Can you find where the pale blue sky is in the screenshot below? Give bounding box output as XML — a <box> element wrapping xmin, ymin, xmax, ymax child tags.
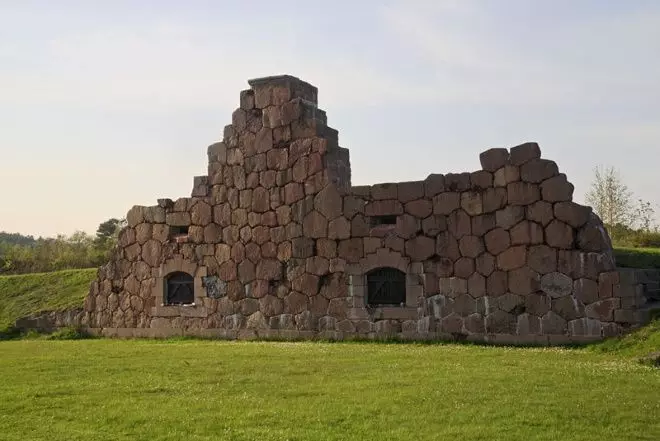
<box><xmin>1</xmin><ymin>0</ymin><xmax>659</xmax><ymax>237</ymax></box>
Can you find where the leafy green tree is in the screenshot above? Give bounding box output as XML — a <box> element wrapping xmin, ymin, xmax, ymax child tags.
<box><xmin>95</xmin><ymin>218</ymin><xmax>125</xmax><ymax>242</ymax></box>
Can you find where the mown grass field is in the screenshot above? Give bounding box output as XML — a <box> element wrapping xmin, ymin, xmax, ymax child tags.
<box><xmin>0</xmin><ymin>332</ymin><xmax>659</xmax><ymax>441</ymax></box>
<box><xmin>0</xmin><ymin>258</ymin><xmax>659</xmax><ymax>440</ymax></box>
<box><xmin>0</xmin><ymin>268</ymin><xmax>96</xmax><ymax>332</ymax></box>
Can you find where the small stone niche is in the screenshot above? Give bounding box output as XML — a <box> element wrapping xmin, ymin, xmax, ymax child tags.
<box><xmin>169</xmin><ymin>225</ymin><xmax>189</xmax><ymax>241</ymax></box>
<box><xmin>370</xmin><ymin>215</ymin><xmax>397</xmax><ymax>228</ymax></box>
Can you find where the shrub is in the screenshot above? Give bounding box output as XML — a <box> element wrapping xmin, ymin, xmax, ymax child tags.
<box><xmin>613</xmin><ymin>247</ymin><xmax>660</xmax><ymax>269</ymax></box>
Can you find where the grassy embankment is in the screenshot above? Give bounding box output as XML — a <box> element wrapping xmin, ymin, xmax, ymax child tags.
<box><xmin>0</xmin><ymin>268</ymin><xmax>96</xmax><ymax>333</ymax></box>
<box><xmin>613</xmin><ymin>247</ymin><xmax>660</xmax><ymax>270</ymax></box>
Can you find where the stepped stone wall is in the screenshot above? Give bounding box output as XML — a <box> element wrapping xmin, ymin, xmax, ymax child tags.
<box><xmin>63</xmin><ymin>75</ymin><xmax>653</xmax><ymax>343</ymax></box>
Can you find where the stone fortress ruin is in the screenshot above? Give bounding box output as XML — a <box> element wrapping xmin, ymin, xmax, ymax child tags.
<box><xmin>64</xmin><ymin>75</ymin><xmax>654</xmax><ymax>343</ymax></box>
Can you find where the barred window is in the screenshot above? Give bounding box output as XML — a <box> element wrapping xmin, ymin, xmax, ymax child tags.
<box><xmin>165</xmin><ymin>272</ymin><xmax>194</xmax><ymax>305</ymax></box>
<box><xmin>366</xmin><ymin>267</ymin><xmax>406</xmax><ymax>306</ymax></box>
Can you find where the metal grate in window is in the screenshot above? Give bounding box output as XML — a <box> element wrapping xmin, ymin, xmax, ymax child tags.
<box><xmin>166</xmin><ymin>271</ymin><xmax>194</xmax><ymax>305</ymax></box>
<box><xmin>367</xmin><ymin>267</ymin><xmax>406</xmax><ymax>306</ymax></box>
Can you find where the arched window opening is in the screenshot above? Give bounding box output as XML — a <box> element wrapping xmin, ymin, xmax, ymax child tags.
<box><xmin>367</xmin><ymin>267</ymin><xmax>406</xmax><ymax>306</ymax></box>
<box><xmin>165</xmin><ymin>272</ymin><xmax>195</xmax><ymax>305</ymax></box>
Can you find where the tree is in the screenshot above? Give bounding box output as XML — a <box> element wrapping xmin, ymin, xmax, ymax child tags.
<box><xmin>95</xmin><ymin>218</ymin><xmax>124</xmax><ymax>242</ymax></box>
<box><xmin>631</xmin><ymin>199</ymin><xmax>658</xmax><ymax>232</ymax></box>
<box><xmin>585</xmin><ymin>166</ymin><xmax>633</xmax><ymax>227</ymax></box>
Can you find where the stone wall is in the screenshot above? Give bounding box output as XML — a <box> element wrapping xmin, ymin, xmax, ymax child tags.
<box><xmin>65</xmin><ymin>75</ymin><xmax>653</xmax><ymax>344</ymax></box>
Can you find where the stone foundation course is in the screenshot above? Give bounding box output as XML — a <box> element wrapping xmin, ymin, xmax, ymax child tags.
<box><xmin>60</xmin><ymin>74</ymin><xmax>653</xmax><ymax>344</ymax></box>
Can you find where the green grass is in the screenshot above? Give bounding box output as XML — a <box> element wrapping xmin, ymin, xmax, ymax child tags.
<box><xmin>0</xmin><ymin>338</ymin><xmax>658</xmax><ymax>441</ymax></box>
<box><xmin>614</xmin><ymin>247</ymin><xmax>660</xmax><ymax>269</ymax></box>
<box><xmin>589</xmin><ymin>318</ymin><xmax>660</xmax><ymax>358</ymax></box>
<box><xmin>0</xmin><ymin>268</ymin><xmax>96</xmax><ymax>332</ymax></box>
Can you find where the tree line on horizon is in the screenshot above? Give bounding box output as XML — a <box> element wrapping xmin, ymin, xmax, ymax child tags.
<box><xmin>0</xmin><ymin>166</ymin><xmax>658</xmax><ymax>275</ymax></box>
<box><xmin>0</xmin><ymin>218</ymin><xmax>125</xmax><ymax>275</ymax></box>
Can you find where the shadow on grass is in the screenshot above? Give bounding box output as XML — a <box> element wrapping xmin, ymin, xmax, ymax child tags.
<box><xmin>0</xmin><ymin>325</ymin><xmax>96</xmax><ymax>341</ymax></box>
<box><xmin>3</xmin><ymin>320</ymin><xmax>659</xmax><ymax>367</ymax></box>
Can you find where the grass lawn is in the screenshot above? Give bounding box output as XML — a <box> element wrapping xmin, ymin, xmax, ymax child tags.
<box><xmin>0</xmin><ymin>337</ymin><xmax>658</xmax><ymax>441</ymax></box>
<box><xmin>0</xmin><ymin>268</ymin><xmax>96</xmax><ymax>332</ymax></box>
<box><xmin>613</xmin><ymin>247</ymin><xmax>660</xmax><ymax>269</ymax></box>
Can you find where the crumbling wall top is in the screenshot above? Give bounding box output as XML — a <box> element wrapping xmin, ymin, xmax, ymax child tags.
<box><xmin>247</xmin><ymin>74</ymin><xmax>318</xmax><ymax>107</ymax></box>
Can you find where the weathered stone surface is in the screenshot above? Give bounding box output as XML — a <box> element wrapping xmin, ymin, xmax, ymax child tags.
<box><xmin>483</xmin><ymin>188</ymin><xmax>507</xmax><ymax>213</ymax></box>
<box><xmin>328</xmin><ymin>217</ymin><xmax>350</xmax><ymax>240</ymax></box>
<box><xmin>498</xmin><ymin>293</ymin><xmax>524</xmax><ymax>313</ymax></box>
<box><xmin>338</xmin><ymin>238</ymin><xmax>363</xmax><ymax>263</ymax></box>
<box><xmin>365</xmin><ymin>200</ymin><xmax>403</xmax><ymax>217</ymax></box>
<box><xmin>424</xmin><ymin>174</ymin><xmax>446</xmax><ymax>197</ymax></box>
<box><xmin>471</xmin><ymin>214</ymin><xmax>496</xmax><ymax>237</ymax></box>
<box><xmin>445</xmin><ymin>173</ymin><xmax>471</xmax><ymax>192</ymax></box>
<box><xmin>527</xmin><ymin>245</ymin><xmax>557</xmax><ymax>274</ymax></box>
<box><xmin>465</xmin><ymin>313</ymin><xmax>485</xmax><ymax>334</ymax></box>
<box><xmin>396</xmin><ymin>214</ymin><xmax>420</xmax><ymax>239</ymax></box>
<box><xmin>314</xmin><ymin>185</ymin><xmax>342</xmax><ymax>220</ymax></box>
<box><xmin>454</xmin><ymin>294</ymin><xmax>477</xmax><ymax>316</ymax></box>
<box><xmin>439</xmin><ymin>277</ymin><xmax>468</xmax><ymax>297</ymax></box>
<box><xmin>467</xmin><ymin>272</ymin><xmax>486</xmax><ymax>298</ymax></box>
<box><xmin>166</xmin><ymin>212</ymin><xmax>191</xmax><ymax>226</ymax></box>
<box><xmin>552</xmin><ymin>295</ymin><xmax>584</xmax><ymax>321</ymax></box>
<box><xmin>545</xmin><ymin>220</ymin><xmax>574</xmax><ymax>249</ymax></box>
<box><xmin>461</xmin><ymin>192</ymin><xmax>483</xmax><ymax>216</ymax></box>
<box><xmin>520</xmin><ymin>159</ymin><xmax>558</xmax><ymax>184</ymax></box>
<box><xmin>486</xmin><ymin>310</ymin><xmax>516</xmax><ymax>334</ymax></box>
<box><xmin>475</xmin><ymin>252</ymin><xmax>495</xmax><ymax>276</ymax></box>
<box><xmin>573</xmin><ymin>278</ymin><xmax>599</xmax><ymax>304</ymax></box>
<box><xmin>585</xmin><ymin>298</ymin><xmax>619</xmax><ymax>321</ymax></box>
<box><xmin>441</xmin><ymin>313</ymin><xmax>464</xmax><ymax>334</ymax></box>
<box><xmin>554</xmin><ymin>202</ymin><xmax>591</xmax><ymax>229</ymax></box>
<box><xmin>526</xmin><ymin>201</ymin><xmax>554</xmax><ymax>226</ymax></box>
<box><xmin>479</xmin><ymin>148</ymin><xmax>509</xmax><ymax>172</ymax></box>
<box><xmin>577</xmin><ymin>213</ymin><xmax>612</xmax><ymax>252</ymax></box>
<box><xmin>436</xmin><ymin>231</ymin><xmax>460</xmax><ymax>261</ymax></box>
<box><xmin>525</xmin><ymin>292</ymin><xmax>551</xmax><ymax>317</ymax></box>
<box><xmin>470</xmin><ymin>171</ymin><xmax>493</xmax><ymax>190</ymax></box>
<box><xmin>540</xmin><ymin>272</ymin><xmax>573</xmax><ymax>298</ymax></box>
<box><xmin>497</xmin><ymin>246</ymin><xmax>526</xmax><ymax>271</ymax></box>
<box><xmin>302</xmin><ymin>210</ymin><xmax>327</xmax><ymax>238</ymax></box>
<box><xmin>404</xmin><ymin>199</ymin><xmax>432</xmax><ymax>218</ymax></box>
<box><xmin>485</xmin><ymin>228</ymin><xmax>511</xmax><ymax>255</ymax></box>
<box><xmin>454</xmin><ymin>257</ymin><xmax>475</xmax><ymax>279</ymax></box>
<box><xmin>493</xmin><ymin>165</ymin><xmax>520</xmax><ymax>187</ymax></box>
<box><xmin>517</xmin><ymin>313</ymin><xmax>541</xmax><ymax>335</ymax></box>
<box><xmin>367</xmin><ymin>183</ymin><xmax>394</xmax><ymax>200</ymax></box>
<box><xmin>507</xmin><ymin>182</ymin><xmax>540</xmax><ymax>205</ymax></box>
<box><xmin>405</xmin><ymin>235</ymin><xmax>436</xmax><ymax>261</ymax></box>
<box><xmin>541</xmin><ymin>174</ymin><xmax>574</xmax><ymax>202</ymax></box>
<box><xmin>433</xmin><ymin>192</ymin><xmax>460</xmax><ymax>215</ymax></box>
<box><xmin>487</xmin><ymin>271</ymin><xmax>508</xmax><ymax>296</ymax></box>
<box><xmin>495</xmin><ymin>206</ymin><xmax>524</xmax><ymax>230</ymax></box>
<box><xmin>510</xmin><ymin>221</ymin><xmax>544</xmax><ymax>245</ymax></box>
<box><xmin>447</xmin><ymin>210</ymin><xmax>471</xmax><ymax>239</ymax></box>
<box><xmin>509</xmin><ymin>142</ymin><xmax>541</xmax><ymax>166</ymax></box>
<box><xmin>459</xmin><ymin>235</ymin><xmax>484</xmax><ymax>259</ymax></box>
<box><xmin>397</xmin><ymin>181</ymin><xmax>424</xmax><ymax>203</ymax></box>
<box><xmin>508</xmin><ymin>267</ymin><xmax>540</xmax><ymax>296</ymax></box>
<box><xmin>141</xmin><ymin>240</ymin><xmax>162</xmax><ymax>267</ymax></box>
<box><xmin>541</xmin><ymin>311</ymin><xmax>567</xmax><ymax>335</ymax></box>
